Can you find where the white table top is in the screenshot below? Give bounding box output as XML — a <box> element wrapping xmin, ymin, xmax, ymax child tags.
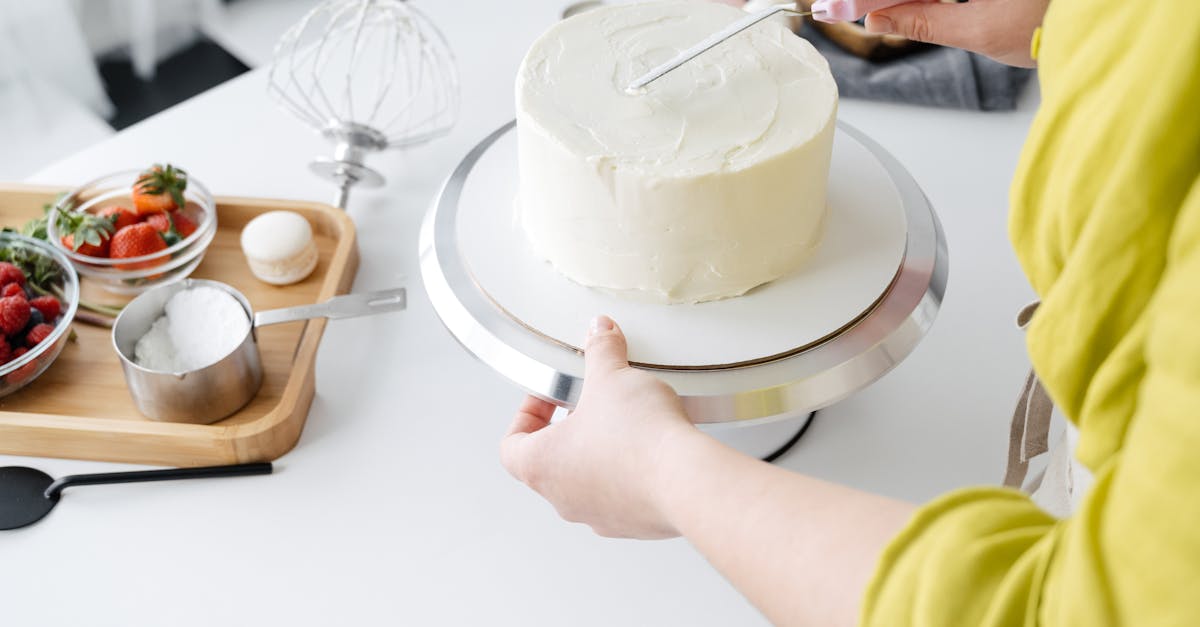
<box><xmin>2</xmin><ymin>2</ymin><xmax>1039</xmax><ymax>624</ymax></box>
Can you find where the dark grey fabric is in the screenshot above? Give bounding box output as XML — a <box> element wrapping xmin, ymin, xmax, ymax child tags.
<box><xmin>799</xmin><ymin>23</ymin><xmax>1033</xmax><ymax>111</ymax></box>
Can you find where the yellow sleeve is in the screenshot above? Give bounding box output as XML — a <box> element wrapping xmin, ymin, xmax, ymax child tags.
<box><xmin>860</xmin><ymin>1</ymin><xmax>1200</xmax><ymax>625</ymax></box>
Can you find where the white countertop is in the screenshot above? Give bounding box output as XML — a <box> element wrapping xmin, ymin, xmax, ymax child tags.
<box><xmin>2</xmin><ymin>2</ymin><xmax>1039</xmax><ymax>624</ymax></box>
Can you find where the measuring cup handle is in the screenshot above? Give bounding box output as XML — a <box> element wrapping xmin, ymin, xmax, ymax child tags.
<box><xmin>253</xmin><ymin>288</ymin><xmax>407</xmax><ymax>327</ymax></box>
<box><xmin>44</xmin><ymin>463</ymin><xmax>274</xmax><ymax>500</ymax></box>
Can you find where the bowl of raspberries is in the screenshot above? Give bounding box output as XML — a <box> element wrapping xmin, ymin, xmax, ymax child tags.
<box><xmin>47</xmin><ymin>164</ymin><xmax>217</xmax><ymax>295</ymax></box>
<box><xmin>0</xmin><ymin>232</ymin><xmax>79</xmax><ymax>396</ymax></box>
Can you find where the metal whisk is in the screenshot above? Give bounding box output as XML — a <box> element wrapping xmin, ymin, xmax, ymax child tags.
<box><xmin>268</xmin><ymin>0</ymin><xmax>460</xmax><ymax>209</ymax></box>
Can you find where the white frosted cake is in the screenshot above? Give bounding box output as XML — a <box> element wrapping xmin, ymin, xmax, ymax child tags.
<box><xmin>515</xmin><ymin>0</ymin><xmax>838</xmax><ymax>304</ymax></box>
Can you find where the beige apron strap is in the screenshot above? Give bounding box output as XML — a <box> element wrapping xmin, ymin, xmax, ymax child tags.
<box><xmin>1003</xmin><ymin>301</ymin><xmax>1055</xmax><ymax>489</ymax></box>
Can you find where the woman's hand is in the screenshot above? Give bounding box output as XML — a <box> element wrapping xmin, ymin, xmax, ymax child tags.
<box><xmin>864</xmin><ymin>0</ymin><xmax>1050</xmax><ymax>67</ymax></box>
<box><xmin>499</xmin><ymin>316</ymin><xmax>699</xmax><ymax>539</ymax></box>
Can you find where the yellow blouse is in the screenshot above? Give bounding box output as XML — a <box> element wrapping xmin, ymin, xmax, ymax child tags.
<box><xmin>860</xmin><ymin>1</ymin><xmax>1200</xmax><ymax>624</ymax></box>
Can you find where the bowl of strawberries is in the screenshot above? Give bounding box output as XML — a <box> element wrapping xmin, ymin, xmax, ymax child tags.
<box><xmin>47</xmin><ymin>164</ymin><xmax>217</xmax><ymax>295</ymax></box>
<box><xmin>0</xmin><ymin>233</ymin><xmax>79</xmax><ymax>397</ymax></box>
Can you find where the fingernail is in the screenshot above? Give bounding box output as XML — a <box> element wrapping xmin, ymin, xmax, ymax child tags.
<box><xmin>865</xmin><ymin>15</ymin><xmax>893</xmax><ymax>34</ymax></box>
<box><xmin>588</xmin><ymin>315</ymin><xmax>614</xmax><ymax>336</ymax></box>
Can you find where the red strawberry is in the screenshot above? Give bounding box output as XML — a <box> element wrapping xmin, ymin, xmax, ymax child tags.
<box><xmin>144</xmin><ymin>212</ymin><xmax>171</xmax><ymax>233</ymax></box>
<box><xmin>1</xmin><ymin>284</ymin><xmax>25</xmax><ymax>299</ymax></box>
<box><xmin>0</xmin><ymin>262</ymin><xmax>25</xmax><ymax>287</ymax></box>
<box><xmin>0</xmin><ymin>340</ymin><xmax>10</xmax><ymax>365</ymax></box>
<box><xmin>29</xmin><ymin>296</ymin><xmax>61</xmax><ymax>320</ymax></box>
<box><xmin>110</xmin><ymin>223</ymin><xmax>168</xmax><ymax>270</ymax></box>
<box><xmin>132</xmin><ymin>164</ymin><xmax>187</xmax><ymax>215</ymax></box>
<box><xmin>145</xmin><ymin>212</ymin><xmax>197</xmax><ymax>245</ymax></box>
<box><xmin>0</xmin><ymin>296</ymin><xmax>31</xmax><ymax>336</ymax></box>
<box><xmin>99</xmin><ymin>205</ymin><xmax>138</xmax><ymax>231</ymax></box>
<box><xmin>25</xmin><ymin>323</ymin><xmax>54</xmax><ymax>347</ymax></box>
<box><xmin>12</xmin><ymin>347</ymin><xmax>26</xmax><ymax>358</ymax></box>
<box><xmin>172</xmin><ymin>212</ymin><xmax>197</xmax><ymax>238</ymax></box>
<box><xmin>60</xmin><ymin>234</ymin><xmax>110</xmax><ymax>258</ymax></box>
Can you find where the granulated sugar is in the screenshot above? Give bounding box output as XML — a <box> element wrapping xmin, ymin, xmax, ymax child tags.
<box><xmin>134</xmin><ymin>286</ymin><xmax>251</xmax><ymax>372</ymax></box>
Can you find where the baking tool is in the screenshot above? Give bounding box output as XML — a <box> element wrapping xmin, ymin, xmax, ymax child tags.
<box><xmin>420</xmin><ymin>121</ymin><xmax>947</xmax><ymax>425</ymax></box>
<box><xmin>113</xmin><ymin>279</ymin><xmax>405</xmax><ymax>424</ymax></box>
<box><xmin>561</xmin><ymin>0</ymin><xmax>605</xmax><ymax>18</ymax></box>
<box><xmin>627</xmin><ymin>5</ymin><xmax>823</xmax><ymax>92</ymax></box>
<box><xmin>626</xmin><ymin>0</ymin><xmax>916</xmax><ymax>92</ymax></box>
<box><xmin>0</xmin><ymin>190</ymin><xmax>359</xmax><ymax>466</ymax></box>
<box><xmin>267</xmin><ymin>0</ymin><xmax>460</xmax><ymax>210</ymax></box>
<box><xmin>810</xmin><ymin>0</ymin><xmax>911</xmax><ymax>23</ymax></box>
<box><xmin>0</xmin><ymin>462</ymin><xmax>272</xmax><ymax>530</ymax></box>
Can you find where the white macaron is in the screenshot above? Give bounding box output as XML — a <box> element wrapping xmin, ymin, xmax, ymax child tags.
<box><xmin>240</xmin><ymin>211</ymin><xmax>319</xmax><ymax>285</ymax></box>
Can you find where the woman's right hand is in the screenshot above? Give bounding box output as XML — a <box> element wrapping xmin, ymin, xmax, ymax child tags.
<box><xmin>863</xmin><ymin>0</ymin><xmax>1051</xmax><ymax>67</ymax></box>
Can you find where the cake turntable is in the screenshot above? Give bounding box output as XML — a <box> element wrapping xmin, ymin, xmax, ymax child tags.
<box><xmin>420</xmin><ymin>120</ymin><xmax>947</xmax><ymax>426</ymax></box>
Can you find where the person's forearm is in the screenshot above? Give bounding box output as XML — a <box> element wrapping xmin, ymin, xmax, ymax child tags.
<box><xmin>656</xmin><ymin>429</ymin><xmax>915</xmax><ymax>626</ymax></box>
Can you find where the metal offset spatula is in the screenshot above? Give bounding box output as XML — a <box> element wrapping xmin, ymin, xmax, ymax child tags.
<box><xmin>627</xmin><ymin>0</ymin><xmax>913</xmax><ymax>92</ymax></box>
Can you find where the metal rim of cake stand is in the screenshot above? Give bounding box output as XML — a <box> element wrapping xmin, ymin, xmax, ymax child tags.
<box><xmin>418</xmin><ymin>120</ymin><xmax>948</xmax><ymax>426</ymax></box>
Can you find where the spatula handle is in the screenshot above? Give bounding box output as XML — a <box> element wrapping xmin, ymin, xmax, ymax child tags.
<box><xmin>253</xmin><ymin>288</ymin><xmax>407</xmax><ymax>327</ymax></box>
<box><xmin>811</xmin><ymin>0</ymin><xmax>912</xmax><ymax>22</ymax></box>
<box><xmin>44</xmin><ymin>462</ymin><xmax>273</xmax><ymax>500</ymax></box>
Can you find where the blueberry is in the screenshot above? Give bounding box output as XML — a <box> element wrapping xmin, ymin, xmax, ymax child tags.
<box><xmin>25</xmin><ymin>309</ymin><xmax>43</xmax><ymax>331</ymax></box>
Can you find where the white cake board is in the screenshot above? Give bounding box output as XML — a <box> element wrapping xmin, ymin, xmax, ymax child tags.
<box><xmin>420</xmin><ymin>121</ymin><xmax>948</xmax><ymax>425</ymax></box>
<box><xmin>457</xmin><ymin>128</ymin><xmax>908</xmax><ymax>368</ymax></box>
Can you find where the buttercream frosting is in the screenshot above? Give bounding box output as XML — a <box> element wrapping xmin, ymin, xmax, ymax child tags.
<box><xmin>516</xmin><ymin>0</ymin><xmax>838</xmax><ymax>303</ymax></box>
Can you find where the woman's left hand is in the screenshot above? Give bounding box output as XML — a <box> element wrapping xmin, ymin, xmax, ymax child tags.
<box><xmin>499</xmin><ymin>316</ymin><xmax>700</xmax><ymax>539</ymax></box>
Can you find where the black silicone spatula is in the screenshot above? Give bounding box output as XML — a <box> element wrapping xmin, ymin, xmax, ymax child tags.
<box><xmin>0</xmin><ymin>462</ymin><xmax>273</xmax><ymax>530</ymax></box>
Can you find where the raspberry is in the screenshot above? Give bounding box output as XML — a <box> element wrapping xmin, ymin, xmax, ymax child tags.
<box><xmin>25</xmin><ymin>323</ymin><xmax>54</xmax><ymax>347</ymax></box>
<box><xmin>6</xmin><ymin>347</ymin><xmax>39</xmax><ymax>386</ymax></box>
<box><xmin>0</xmin><ymin>296</ymin><xmax>31</xmax><ymax>336</ymax></box>
<box><xmin>29</xmin><ymin>296</ymin><xmax>61</xmax><ymax>320</ymax></box>
<box><xmin>1</xmin><ymin>283</ymin><xmax>24</xmax><ymax>299</ymax></box>
<box><xmin>0</xmin><ymin>262</ymin><xmax>25</xmax><ymax>287</ymax></box>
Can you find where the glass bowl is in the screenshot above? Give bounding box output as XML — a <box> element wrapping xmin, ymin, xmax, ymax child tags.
<box><xmin>47</xmin><ymin>170</ymin><xmax>218</xmax><ymax>295</ymax></box>
<box><xmin>0</xmin><ymin>233</ymin><xmax>80</xmax><ymax>398</ymax></box>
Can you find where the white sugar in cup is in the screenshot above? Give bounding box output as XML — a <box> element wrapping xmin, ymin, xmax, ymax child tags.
<box><xmin>112</xmin><ymin>279</ymin><xmax>406</xmax><ymax>424</ymax></box>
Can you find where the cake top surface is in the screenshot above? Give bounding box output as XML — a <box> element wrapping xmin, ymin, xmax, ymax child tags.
<box><xmin>516</xmin><ymin>0</ymin><xmax>838</xmax><ymax>176</ymax></box>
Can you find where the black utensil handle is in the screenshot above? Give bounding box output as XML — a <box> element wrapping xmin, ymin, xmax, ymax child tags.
<box><xmin>44</xmin><ymin>462</ymin><xmax>273</xmax><ymax>499</ymax></box>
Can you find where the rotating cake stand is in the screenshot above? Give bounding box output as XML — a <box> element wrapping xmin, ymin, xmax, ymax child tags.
<box><xmin>420</xmin><ymin>120</ymin><xmax>947</xmax><ymax>426</ymax></box>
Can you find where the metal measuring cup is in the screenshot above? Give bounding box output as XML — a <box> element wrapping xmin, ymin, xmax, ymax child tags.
<box><xmin>112</xmin><ymin>278</ymin><xmax>406</xmax><ymax>424</ymax></box>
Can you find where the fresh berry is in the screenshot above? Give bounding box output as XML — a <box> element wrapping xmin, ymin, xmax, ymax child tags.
<box><xmin>0</xmin><ymin>340</ymin><xmax>10</xmax><ymax>365</ymax></box>
<box><xmin>24</xmin><ymin>309</ymin><xmax>43</xmax><ymax>330</ymax></box>
<box><xmin>145</xmin><ymin>212</ymin><xmax>197</xmax><ymax>245</ymax></box>
<box><xmin>6</xmin><ymin>347</ymin><xmax>39</xmax><ymax>386</ymax></box>
<box><xmin>110</xmin><ymin>223</ymin><xmax>168</xmax><ymax>270</ymax></box>
<box><xmin>132</xmin><ymin>164</ymin><xmax>187</xmax><ymax>215</ymax></box>
<box><xmin>1</xmin><ymin>283</ymin><xmax>24</xmax><ymax>299</ymax></box>
<box><xmin>60</xmin><ymin>233</ymin><xmax>110</xmax><ymax>258</ymax></box>
<box><xmin>29</xmin><ymin>296</ymin><xmax>61</xmax><ymax>321</ymax></box>
<box><xmin>0</xmin><ymin>296</ymin><xmax>31</xmax><ymax>336</ymax></box>
<box><xmin>25</xmin><ymin>323</ymin><xmax>54</xmax><ymax>347</ymax></box>
<box><xmin>0</xmin><ymin>262</ymin><xmax>25</xmax><ymax>287</ymax></box>
<box><xmin>99</xmin><ymin>205</ymin><xmax>138</xmax><ymax>231</ymax></box>
<box><xmin>144</xmin><ymin>212</ymin><xmax>170</xmax><ymax>233</ymax></box>
<box><xmin>56</xmin><ymin>210</ymin><xmax>115</xmax><ymax>258</ymax></box>
<box><xmin>172</xmin><ymin>212</ymin><xmax>197</xmax><ymax>238</ymax></box>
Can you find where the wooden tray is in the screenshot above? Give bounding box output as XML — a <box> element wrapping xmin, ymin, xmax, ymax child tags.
<box><xmin>0</xmin><ymin>184</ymin><xmax>358</xmax><ymax>466</ymax></box>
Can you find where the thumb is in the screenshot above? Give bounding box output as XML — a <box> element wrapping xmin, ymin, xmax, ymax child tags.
<box><xmin>864</xmin><ymin>1</ymin><xmax>984</xmax><ymax>50</ymax></box>
<box><xmin>584</xmin><ymin>315</ymin><xmax>629</xmax><ymax>376</ymax></box>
